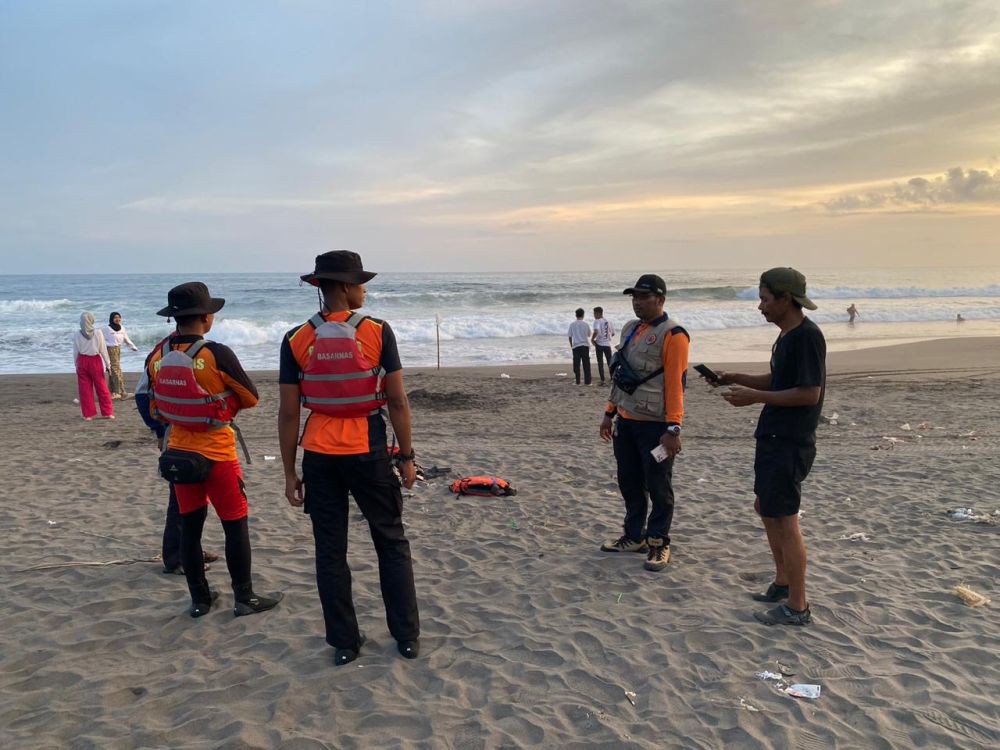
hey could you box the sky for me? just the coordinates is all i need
[1,0,999,273]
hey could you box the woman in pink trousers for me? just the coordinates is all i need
[72,312,115,421]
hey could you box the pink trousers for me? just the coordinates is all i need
[76,354,114,419]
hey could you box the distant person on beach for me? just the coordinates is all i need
[599,274,689,572]
[101,311,139,399]
[279,251,420,666]
[956,313,965,323]
[72,312,114,421]
[591,307,615,385]
[147,282,281,618]
[568,308,592,385]
[709,267,826,627]
[846,304,859,324]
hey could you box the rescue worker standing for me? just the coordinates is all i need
[278,251,420,666]
[147,282,282,618]
[599,274,689,571]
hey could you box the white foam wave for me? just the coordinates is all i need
[737,284,1000,300]
[209,318,299,346]
[0,298,73,312]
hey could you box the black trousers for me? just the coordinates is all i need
[161,483,182,570]
[302,450,420,649]
[572,345,592,384]
[613,418,675,544]
[594,345,613,383]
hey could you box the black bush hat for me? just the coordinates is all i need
[300,250,377,286]
[155,282,226,317]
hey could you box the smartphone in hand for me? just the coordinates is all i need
[694,363,721,384]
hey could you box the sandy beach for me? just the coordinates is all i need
[1,337,998,749]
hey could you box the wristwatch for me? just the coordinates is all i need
[665,425,681,436]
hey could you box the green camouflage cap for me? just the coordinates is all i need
[759,267,817,310]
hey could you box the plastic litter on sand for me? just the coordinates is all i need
[838,532,871,542]
[500,373,510,379]
[784,684,821,699]
[263,455,276,461]
[954,585,990,607]
[755,671,783,681]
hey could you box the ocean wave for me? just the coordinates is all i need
[7,304,1000,351]
[0,298,74,312]
[737,284,1000,301]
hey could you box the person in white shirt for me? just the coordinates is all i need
[72,312,115,420]
[591,306,616,385]
[568,308,592,385]
[102,311,139,399]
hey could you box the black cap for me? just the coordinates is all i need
[300,250,377,287]
[623,274,666,296]
[156,282,225,317]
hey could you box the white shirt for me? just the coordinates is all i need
[101,325,138,350]
[568,320,591,348]
[73,329,110,367]
[593,318,615,347]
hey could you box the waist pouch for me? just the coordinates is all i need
[158,448,213,484]
[610,351,663,395]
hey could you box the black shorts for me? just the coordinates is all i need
[754,437,816,518]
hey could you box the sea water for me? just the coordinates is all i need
[2,267,999,374]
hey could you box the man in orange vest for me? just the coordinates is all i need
[147,282,282,618]
[278,251,420,666]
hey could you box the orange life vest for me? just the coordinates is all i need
[299,312,387,417]
[449,476,517,497]
[151,339,239,431]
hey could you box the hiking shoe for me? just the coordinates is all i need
[752,582,789,602]
[335,634,367,666]
[600,535,648,553]
[232,583,283,617]
[754,603,812,626]
[397,639,420,660]
[643,539,671,571]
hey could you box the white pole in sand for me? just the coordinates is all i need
[435,313,442,370]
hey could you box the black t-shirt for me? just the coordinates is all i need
[754,317,826,445]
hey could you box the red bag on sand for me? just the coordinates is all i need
[449,476,517,497]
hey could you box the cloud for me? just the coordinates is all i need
[823,166,1000,212]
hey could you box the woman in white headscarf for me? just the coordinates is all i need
[72,312,115,420]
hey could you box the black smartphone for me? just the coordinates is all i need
[694,363,720,384]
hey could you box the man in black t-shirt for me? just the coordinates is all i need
[708,268,826,626]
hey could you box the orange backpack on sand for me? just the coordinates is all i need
[449,476,517,497]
